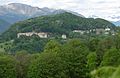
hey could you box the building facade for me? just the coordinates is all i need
[17,32,48,38]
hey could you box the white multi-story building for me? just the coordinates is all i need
[17,32,48,38]
[105,28,111,31]
[73,30,86,34]
[62,34,67,39]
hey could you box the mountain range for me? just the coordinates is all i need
[1,12,116,41]
[0,3,119,34]
[112,21,120,26]
[89,15,120,26]
[0,3,84,33]
[0,19,10,33]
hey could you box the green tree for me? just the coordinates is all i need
[44,40,61,53]
[59,39,89,78]
[96,37,114,66]
[27,40,67,78]
[88,38,99,52]
[27,52,67,78]
[91,66,116,78]
[111,66,120,78]
[114,33,120,49]
[0,55,17,78]
[101,48,120,66]
[15,51,32,78]
[87,52,97,72]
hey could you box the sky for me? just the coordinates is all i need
[0,0,120,21]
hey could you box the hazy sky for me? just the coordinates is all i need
[0,0,120,21]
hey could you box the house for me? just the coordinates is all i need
[37,33,48,38]
[96,28,105,35]
[104,28,111,35]
[73,30,86,34]
[17,32,48,38]
[104,32,109,35]
[62,34,67,39]
[105,28,111,31]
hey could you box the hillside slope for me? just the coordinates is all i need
[0,19,10,33]
[0,12,116,41]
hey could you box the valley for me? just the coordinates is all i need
[0,2,120,78]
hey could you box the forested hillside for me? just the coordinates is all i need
[0,12,117,53]
[0,33,120,78]
[0,12,120,78]
[1,12,116,41]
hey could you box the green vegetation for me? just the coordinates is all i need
[0,30,120,78]
[0,33,120,78]
[0,12,116,41]
[0,12,120,78]
[0,12,117,54]
[91,66,116,78]
[0,54,17,78]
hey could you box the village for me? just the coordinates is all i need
[17,27,115,39]
[17,31,67,39]
[72,27,115,35]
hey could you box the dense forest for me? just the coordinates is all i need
[0,12,120,78]
[0,32,120,78]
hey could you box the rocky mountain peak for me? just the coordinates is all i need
[4,3,40,15]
